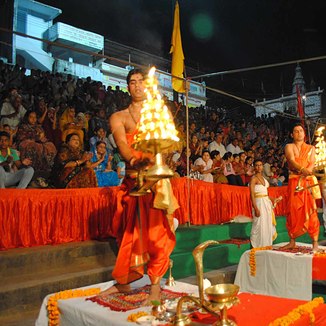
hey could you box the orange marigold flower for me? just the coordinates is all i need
[47,288,101,326]
[249,246,272,276]
[269,297,324,326]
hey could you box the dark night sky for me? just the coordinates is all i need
[41,0,326,101]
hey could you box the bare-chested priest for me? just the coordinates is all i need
[283,123,320,252]
[99,68,177,304]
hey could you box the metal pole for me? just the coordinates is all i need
[185,79,190,226]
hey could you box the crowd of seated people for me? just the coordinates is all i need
[169,112,290,186]
[0,61,292,188]
[51,133,97,188]
[0,61,127,188]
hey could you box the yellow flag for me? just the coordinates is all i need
[170,1,185,93]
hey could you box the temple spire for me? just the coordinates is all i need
[292,64,305,95]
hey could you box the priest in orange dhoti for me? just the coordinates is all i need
[99,68,178,305]
[282,123,321,252]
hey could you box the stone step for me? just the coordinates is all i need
[0,304,38,326]
[0,239,117,278]
[170,243,250,280]
[0,265,238,326]
[0,240,118,325]
[178,264,238,286]
[0,263,114,314]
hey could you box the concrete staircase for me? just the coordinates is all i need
[2,216,325,326]
[0,237,239,326]
[0,239,118,326]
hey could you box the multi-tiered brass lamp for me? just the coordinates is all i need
[314,126,326,178]
[130,67,179,196]
[295,125,326,193]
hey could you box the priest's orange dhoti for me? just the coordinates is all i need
[110,131,178,285]
[286,143,320,240]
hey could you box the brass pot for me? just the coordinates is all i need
[205,284,239,304]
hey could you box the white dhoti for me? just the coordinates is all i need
[250,180,277,248]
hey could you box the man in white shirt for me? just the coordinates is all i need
[208,133,226,158]
[263,156,273,182]
[0,94,26,130]
[0,131,34,188]
[226,138,241,155]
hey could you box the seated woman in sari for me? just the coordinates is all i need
[211,150,228,184]
[232,153,246,183]
[35,97,62,150]
[114,153,126,186]
[193,150,215,182]
[51,133,97,188]
[59,105,84,146]
[222,152,244,186]
[244,155,255,185]
[15,110,57,172]
[189,134,202,162]
[175,148,194,177]
[90,141,120,187]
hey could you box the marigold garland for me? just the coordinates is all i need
[314,251,326,257]
[269,297,324,326]
[249,246,272,276]
[127,311,149,322]
[47,288,100,326]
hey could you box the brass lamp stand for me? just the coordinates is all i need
[130,139,176,196]
[165,259,176,286]
[173,240,239,326]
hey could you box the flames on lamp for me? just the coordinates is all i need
[130,67,179,195]
[133,67,179,151]
[315,126,326,171]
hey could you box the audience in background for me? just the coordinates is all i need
[193,150,214,183]
[211,150,228,184]
[35,97,62,149]
[1,93,26,129]
[15,110,57,173]
[51,133,97,188]
[222,152,244,186]
[89,127,110,153]
[0,131,34,188]
[0,60,298,189]
[112,152,126,186]
[60,104,85,145]
[90,140,120,187]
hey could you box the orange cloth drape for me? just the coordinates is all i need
[0,187,119,250]
[170,178,288,224]
[0,178,290,250]
[313,255,326,280]
[191,293,326,325]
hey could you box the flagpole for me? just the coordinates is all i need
[184,74,191,227]
[170,0,189,225]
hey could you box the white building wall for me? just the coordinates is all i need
[15,3,54,70]
[254,91,322,119]
[55,59,103,81]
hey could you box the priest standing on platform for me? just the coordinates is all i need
[283,123,320,251]
[99,68,178,304]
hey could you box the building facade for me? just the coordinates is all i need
[0,0,207,107]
